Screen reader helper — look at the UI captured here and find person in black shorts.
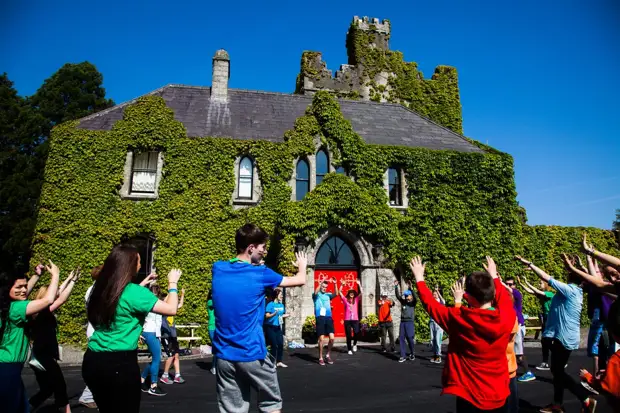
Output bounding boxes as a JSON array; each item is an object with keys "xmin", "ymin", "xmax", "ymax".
[
  {"xmin": 160, "ymin": 288, "xmax": 185, "ymax": 384},
  {"xmin": 312, "ymin": 279, "xmax": 337, "ymax": 366}
]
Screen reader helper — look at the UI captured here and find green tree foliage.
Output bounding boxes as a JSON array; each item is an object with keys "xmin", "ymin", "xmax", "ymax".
[
  {"xmin": 0, "ymin": 63, "xmax": 114, "ymax": 274},
  {"xmin": 32, "ymin": 92, "xmax": 620, "ymax": 344},
  {"xmin": 614, "ymin": 209, "xmax": 619, "ymax": 231}
]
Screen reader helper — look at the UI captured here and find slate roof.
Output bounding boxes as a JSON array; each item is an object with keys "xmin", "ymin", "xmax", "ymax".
[{"xmin": 78, "ymin": 85, "xmax": 482, "ymax": 153}]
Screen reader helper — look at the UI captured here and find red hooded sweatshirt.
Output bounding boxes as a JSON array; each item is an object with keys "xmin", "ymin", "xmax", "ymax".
[{"xmin": 416, "ymin": 278, "xmax": 516, "ymax": 410}]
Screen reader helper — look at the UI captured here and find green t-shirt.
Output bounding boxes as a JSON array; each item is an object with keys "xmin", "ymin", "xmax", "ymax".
[
  {"xmin": 207, "ymin": 299, "xmax": 215, "ymax": 331},
  {"xmin": 0, "ymin": 300, "xmax": 30, "ymax": 363},
  {"xmin": 540, "ymin": 291, "xmax": 555, "ymax": 315},
  {"xmin": 88, "ymin": 283, "xmax": 158, "ymax": 352}
]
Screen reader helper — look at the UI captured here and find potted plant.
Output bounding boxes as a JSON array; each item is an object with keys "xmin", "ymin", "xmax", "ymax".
[
  {"xmin": 302, "ymin": 315, "xmax": 317, "ymax": 344},
  {"xmin": 360, "ymin": 314, "xmax": 380, "ymax": 342}
]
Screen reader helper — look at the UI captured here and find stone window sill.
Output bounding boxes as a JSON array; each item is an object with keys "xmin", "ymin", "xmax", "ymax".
[
  {"xmin": 232, "ymin": 198, "xmax": 259, "ymax": 207},
  {"xmin": 122, "ymin": 193, "xmax": 158, "ymax": 201}
]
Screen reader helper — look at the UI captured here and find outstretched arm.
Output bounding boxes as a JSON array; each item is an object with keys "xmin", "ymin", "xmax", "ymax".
[
  {"xmin": 583, "ymin": 233, "xmax": 620, "ymax": 269},
  {"xmin": 561, "ymin": 254, "xmax": 611, "ymax": 289},
  {"xmin": 26, "ymin": 261, "xmax": 61, "ymax": 316},
  {"xmin": 520, "ymin": 276, "xmax": 546, "ymax": 297},
  {"xmin": 50, "ymin": 269, "xmax": 80, "ymax": 312},
  {"xmin": 410, "ymin": 257, "xmax": 452, "ymax": 332},
  {"xmin": 177, "ymin": 288, "xmax": 185, "ymax": 310},
  {"xmin": 27, "ymin": 264, "xmax": 44, "ymax": 296},
  {"xmin": 280, "ymin": 252, "xmax": 309, "ymax": 288},
  {"xmin": 485, "ymin": 257, "xmax": 516, "ymax": 328},
  {"xmin": 394, "ymin": 281, "xmax": 405, "ymax": 305},
  {"xmin": 515, "ymin": 256, "xmax": 552, "ymax": 283}
]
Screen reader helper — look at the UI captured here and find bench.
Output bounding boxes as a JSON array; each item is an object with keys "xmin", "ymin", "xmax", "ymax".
[
  {"xmin": 176, "ymin": 323, "xmax": 202, "ymax": 344},
  {"xmin": 523, "ymin": 315, "xmax": 542, "ymax": 338}
]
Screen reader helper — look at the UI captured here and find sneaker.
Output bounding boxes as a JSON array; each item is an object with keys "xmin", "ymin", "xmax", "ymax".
[
  {"xmin": 173, "ymin": 375, "xmax": 185, "ymax": 384},
  {"xmin": 141, "ymin": 380, "xmax": 149, "ymax": 393},
  {"xmin": 79, "ymin": 401, "xmax": 97, "ymax": 409},
  {"xmin": 325, "ymin": 355, "xmax": 334, "ymax": 365},
  {"xmin": 353, "ymin": 345, "xmax": 358, "ymax": 352},
  {"xmin": 436, "ymin": 356, "xmax": 442, "ymax": 364},
  {"xmin": 518, "ymin": 372, "xmax": 536, "ymax": 382},
  {"xmin": 348, "ymin": 350, "xmax": 353, "ymax": 355},
  {"xmin": 398, "ymin": 357, "xmax": 407, "ymax": 363},
  {"xmin": 581, "ymin": 397, "xmax": 597, "ymax": 413},
  {"xmin": 147, "ymin": 385, "xmax": 167, "ymax": 396},
  {"xmin": 318, "ymin": 358, "xmax": 326, "ymax": 366},
  {"xmin": 159, "ymin": 376, "xmax": 173, "ymax": 385},
  {"xmin": 390, "ymin": 347, "xmax": 396, "ymax": 353},
  {"xmin": 381, "ymin": 348, "xmax": 387, "ymax": 353},
  {"xmin": 210, "ymin": 367, "xmax": 216, "ymax": 375},
  {"xmin": 277, "ymin": 362, "xmax": 288, "ymax": 368},
  {"xmin": 408, "ymin": 354, "xmax": 415, "ymax": 361},
  {"xmin": 581, "ymin": 381, "xmax": 599, "ymax": 395},
  {"xmin": 540, "ymin": 404, "xmax": 565, "ymax": 413},
  {"xmin": 536, "ymin": 362, "xmax": 550, "ymax": 371}
]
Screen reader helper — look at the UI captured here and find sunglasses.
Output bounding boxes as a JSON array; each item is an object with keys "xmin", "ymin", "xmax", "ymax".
[{"xmin": 506, "ymin": 282, "xmax": 515, "ymax": 286}]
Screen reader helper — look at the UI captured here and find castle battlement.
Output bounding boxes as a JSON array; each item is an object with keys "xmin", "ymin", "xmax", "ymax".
[{"xmin": 352, "ymin": 16, "xmax": 390, "ymax": 34}]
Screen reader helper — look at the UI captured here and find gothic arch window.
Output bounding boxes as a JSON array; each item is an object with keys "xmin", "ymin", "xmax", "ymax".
[
  {"xmin": 238, "ymin": 156, "xmax": 254, "ymax": 199},
  {"xmin": 296, "ymin": 159, "xmax": 310, "ymax": 201},
  {"xmin": 388, "ymin": 167, "xmax": 402, "ymax": 206},
  {"xmin": 316, "ymin": 236, "xmax": 357, "ymax": 267},
  {"xmin": 316, "ymin": 149, "xmax": 329, "ymax": 185}
]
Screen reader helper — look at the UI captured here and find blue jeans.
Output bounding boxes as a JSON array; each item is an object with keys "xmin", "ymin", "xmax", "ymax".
[
  {"xmin": 430, "ymin": 320, "xmax": 443, "ymax": 356},
  {"xmin": 140, "ymin": 332, "xmax": 161, "ymax": 383},
  {"xmin": 209, "ymin": 328, "xmax": 217, "ymax": 369},
  {"xmin": 0, "ymin": 363, "xmax": 28, "ymax": 413},
  {"xmin": 399, "ymin": 321, "xmax": 415, "ymax": 358}
]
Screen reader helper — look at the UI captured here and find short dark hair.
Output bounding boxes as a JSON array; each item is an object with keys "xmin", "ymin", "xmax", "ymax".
[
  {"xmin": 606, "ymin": 299, "xmax": 620, "ymax": 343},
  {"xmin": 465, "ymin": 271, "xmax": 495, "ymax": 305},
  {"xmin": 235, "ymin": 224, "xmax": 269, "ymax": 253},
  {"xmin": 505, "ymin": 277, "xmax": 515, "ymax": 283}
]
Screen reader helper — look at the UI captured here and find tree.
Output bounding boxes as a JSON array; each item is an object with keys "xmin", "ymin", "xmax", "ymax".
[
  {"xmin": 0, "ymin": 63, "xmax": 114, "ymax": 274},
  {"xmin": 614, "ymin": 209, "xmax": 619, "ymax": 231},
  {"xmin": 31, "ymin": 62, "xmax": 114, "ymax": 137}
]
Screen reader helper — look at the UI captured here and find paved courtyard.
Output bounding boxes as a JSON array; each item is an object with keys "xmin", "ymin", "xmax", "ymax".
[{"xmin": 23, "ymin": 346, "xmax": 615, "ymax": 412}]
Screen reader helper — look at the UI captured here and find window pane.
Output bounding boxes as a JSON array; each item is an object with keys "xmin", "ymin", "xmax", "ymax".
[
  {"xmin": 316, "ymin": 175, "xmax": 324, "ymax": 185},
  {"xmin": 239, "ymin": 157, "xmax": 252, "ymax": 177},
  {"xmin": 147, "ymin": 152, "xmax": 158, "ymax": 170},
  {"xmin": 335, "ymin": 166, "xmax": 346, "ymax": 175},
  {"xmin": 296, "ymin": 159, "xmax": 309, "ymax": 179},
  {"xmin": 132, "ymin": 171, "xmax": 157, "ymax": 193},
  {"xmin": 388, "ymin": 168, "xmax": 399, "ymax": 185},
  {"xmin": 296, "ymin": 180, "xmax": 309, "ymax": 201},
  {"xmin": 316, "ymin": 150, "xmax": 329, "ymax": 175},
  {"xmin": 316, "ymin": 236, "xmax": 356, "ymax": 266},
  {"xmin": 389, "ymin": 184, "xmax": 401, "ymax": 206},
  {"xmin": 239, "ymin": 176, "xmax": 252, "ymax": 198},
  {"xmin": 133, "ymin": 152, "xmax": 150, "ymax": 170}
]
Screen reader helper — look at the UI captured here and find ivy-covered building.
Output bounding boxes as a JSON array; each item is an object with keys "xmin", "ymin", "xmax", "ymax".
[{"xmin": 34, "ymin": 16, "xmax": 619, "ymax": 344}]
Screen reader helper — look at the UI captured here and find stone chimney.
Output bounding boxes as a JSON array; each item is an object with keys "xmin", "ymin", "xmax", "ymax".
[{"xmin": 211, "ymin": 49, "xmax": 230, "ymax": 101}]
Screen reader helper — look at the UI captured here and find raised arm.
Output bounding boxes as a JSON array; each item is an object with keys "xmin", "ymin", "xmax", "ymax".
[
  {"xmin": 356, "ymin": 279, "xmax": 363, "ymax": 296},
  {"xmin": 394, "ymin": 281, "xmax": 405, "ymax": 305},
  {"xmin": 583, "ymin": 233, "xmax": 620, "ymax": 269},
  {"xmin": 485, "ymin": 256, "xmax": 516, "ymax": 326},
  {"xmin": 586, "ymin": 256, "xmax": 598, "ymax": 277},
  {"xmin": 26, "ymin": 264, "xmax": 44, "ymax": 296},
  {"xmin": 519, "ymin": 276, "xmax": 546, "ymax": 297},
  {"xmin": 515, "ymin": 256, "xmax": 552, "ymax": 283},
  {"xmin": 50, "ymin": 269, "xmax": 80, "ymax": 312},
  {"xmin": 561, "ymin": 253, "xmax": 611, "ymax": 289},
  {"xmin": 280, "ymin": 252, "xmax": 308, "ymax": 288},
  {"xmin": 177, "ymin": 288, "xmax": 185, "ymax": 310},
  {"xmin": 26, "ymin": 261, "xmax": 61, "ymax": 316},
  {"xmin": 152, "ymin": 269, "xmax": 182, "ymax": 316},
  {"xmin": 410, "ymin": 257, "xmax": 452, "ymax": 332}
]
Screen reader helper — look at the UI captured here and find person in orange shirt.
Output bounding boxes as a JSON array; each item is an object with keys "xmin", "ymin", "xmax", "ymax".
[
  {"xmin": 580, "ymin": 299, "xmax": 620, "ymax": 411},
  {"xmin": 377, "ymin": 292, "xmax": 395, "ymax": 353}
]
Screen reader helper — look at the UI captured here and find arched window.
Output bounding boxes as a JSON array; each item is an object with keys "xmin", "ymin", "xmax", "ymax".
[
  {"xmin": 238, "ymin": 156, "xmax": 253, "ymax": 199},
  {"xmin": 316, "ymin": 236, "xmax": 357, "ymax": 267},
  {"xmin": 296, "ymin": 159, "xmax": 310, "ymax": 201},
  {"xmin": 388, "ymin": 167, "xmax": 402, "ymax": 206},
  {"xmin": 316, "ymin": 149, "xmax": 329, "ymax": 185}
]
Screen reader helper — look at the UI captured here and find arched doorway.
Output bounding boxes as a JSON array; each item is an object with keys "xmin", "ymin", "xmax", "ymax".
[{"xmin": 314, "ymin": 235, "xmax": 359, "ymax": 338}]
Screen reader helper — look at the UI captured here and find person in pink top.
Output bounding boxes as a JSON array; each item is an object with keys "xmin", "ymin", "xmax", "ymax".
[{"xmin": 339, "ymin": 279, "xmax": 362, "ymax": 355}]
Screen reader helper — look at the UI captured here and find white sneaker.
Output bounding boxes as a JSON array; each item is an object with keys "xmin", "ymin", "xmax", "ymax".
[
  {"xmin": 353, "ymin": 345, "xmax": 358, "ymax": 352},
  {"xmin": 348, "ymin": 350, "xmax": 353, "ymax": 355}
]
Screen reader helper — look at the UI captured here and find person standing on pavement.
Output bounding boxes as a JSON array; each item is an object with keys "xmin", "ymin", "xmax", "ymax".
[
  {"xmin": 140, "ymin": 285, "xmax": 166, "ymax": 396},
  {"xmin": 340, "ymin": 279, "xmax": 362, "ymax": 355},
  {"xmin": 211, "ymin": 223, "xmax": 307, "ymax": 413},
  {"xmin": 264, "ymin": 288, "xmax": 289, "ymax": 367},
  {"xmin": 207, "ymin": 291, "xmax": 217, "ymax": 375},
  {"xmin": 79, "ymin": 265, "xmax": 102, "ymax": 409},
  {"xmin": 313, "ymin": 279, "xmax": 338, "ymax": 366},
  {"xmin": 395, "ymin": 279, "xmax": 416, "ymax": 363},
  {"xmin": 377, "ymin": 292, "xmax": 395, "ymax": 353},
  {"xmin": 430, "ymin": 286, "xmax": 445, "ymax": 363},
  {"xmin": 505, "ymin": 277, "xmax": 536, "ymax": 382},
  {"xmin": 160, "ymin": 287, "xmax": 186, "ymax": 385}
]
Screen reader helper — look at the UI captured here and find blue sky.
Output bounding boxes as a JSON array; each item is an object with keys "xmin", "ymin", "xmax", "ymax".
[{"xmin": 2, "ymin": 0, "xmax": 619, "ymax": 228}]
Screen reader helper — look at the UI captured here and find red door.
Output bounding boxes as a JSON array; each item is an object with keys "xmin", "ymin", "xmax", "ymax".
[{"xmin": 315, "ymin": 269, "xmax": 359, "ymax": 338}]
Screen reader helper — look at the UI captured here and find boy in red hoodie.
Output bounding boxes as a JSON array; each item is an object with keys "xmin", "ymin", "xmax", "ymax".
[{"xmin": 410, "ymin": 256, "xmax": 516, "ymax": 412}]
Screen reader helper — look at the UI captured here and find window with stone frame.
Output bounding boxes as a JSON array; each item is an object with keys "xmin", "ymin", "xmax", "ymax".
[
  {"xmin": 130, "ymin": 151, "xmax": 159, "ymax": 194},
  {"xmin": 238, "ymin": 156, "xmax": 254, "ymax": 199},
  {"xmin": 388, "ymin": 167, "xmax": 402, "ymax": 206},
  {"xmin": 316, "ymin": 149, "xmax": 329, "ymax": 185},
  {"xmin": 296, "ymin": 159, "xmax": 310, "ymax": 201}
]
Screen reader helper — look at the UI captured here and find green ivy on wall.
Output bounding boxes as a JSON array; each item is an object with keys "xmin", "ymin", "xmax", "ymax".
[{"xmin": 32, "ymin": 92, "xmax": 619, "ymax": 344}]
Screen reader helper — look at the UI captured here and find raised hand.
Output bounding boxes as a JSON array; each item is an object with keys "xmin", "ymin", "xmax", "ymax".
[
  {"xmin": 393, "ymin": 280, "xmax": 399, "ymax": 286},
  {"xmin": 582, "ymin": 233, "xmax": 595, "ymax": 254},
  {"xmin": 483, "ymin": 256, "xmax": 498, "ymax": 279},
  {"xmin": 35, "ymin": 264, "xmax": 44, "ymax": 276},
  {"xmin": 451, "ymin": 278, "xmax": 465, "ymax": 303},
  {"xmin": 561, "ymin": 253, "xmax": 575, "ymax": 271},
  {"xmin": 409, "ymin": 256, "xmax": 426, "ymax": 283},
  {"xmin": 167, "ymin": 269, "xmax": 182, "ymax": 284},
  {"xmin": 140, "ymin": 272, "xmax": 158, "ymax": 287},
  {"xmin": 293, "ymin": 251, "xmax": 308, "ymax": 269},
  {"xmin": 46, "ymin": 260, "xmax": 60, "ymax": 278}
]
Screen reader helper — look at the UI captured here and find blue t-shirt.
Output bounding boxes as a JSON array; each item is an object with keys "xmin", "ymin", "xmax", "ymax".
[
  {"xmin": 212, "ymin": 260, "xmax": 283, "ymax": 362},
  {"xmin": 313, "ymin": 292, "xmax": 335, "ymax": 317},
  {"xmin": 264, "ymin": 302, "xmax": 285, "ymax": 327},
  {"xmin": 542, "ymin": 278, "xmax": 583, "ymax": 351}
]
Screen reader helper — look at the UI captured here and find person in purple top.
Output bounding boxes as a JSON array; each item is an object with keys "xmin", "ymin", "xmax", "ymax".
[
  {"xmin": 339, "ymin": 279, "xmax": 362, "ymax": 355},
  {"xmin": 505, "ymin": 277, "xmax": 536, "ymax": 382}
]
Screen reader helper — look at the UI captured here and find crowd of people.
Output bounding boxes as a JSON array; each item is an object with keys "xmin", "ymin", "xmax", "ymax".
[{"xmin": 0, "ymin": 226, "xmax": 619, "ymax": 413}]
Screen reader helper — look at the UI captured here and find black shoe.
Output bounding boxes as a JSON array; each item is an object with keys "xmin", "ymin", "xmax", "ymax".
[
  {"xmin": 147, "ymin": 385, "xmax": 167, "ymax": 397},
  {"xmin": 141, "ymin": 381, "xmax": 149, "ymax": 393},
  {"xmin": 408, "ymin": 354, "xmax": 415, "ymax": 361}
]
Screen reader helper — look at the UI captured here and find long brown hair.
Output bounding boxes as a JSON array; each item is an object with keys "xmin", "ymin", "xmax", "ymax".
[{"xmin": 87, "ymin": 245, "xmax": 139, "ymax": 328}]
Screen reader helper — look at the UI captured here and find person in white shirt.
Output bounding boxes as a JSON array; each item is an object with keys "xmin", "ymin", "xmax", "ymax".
[
  {"xmin": 79, "ymin": 266, "xmax": 102, "ymax": 409},
  {"xmin": 429, "ymin": 286, "xmax": 446, "ymax": 364},
  {"xmin": 140, "ymin": 284, "xmax": 166, "ymax": 396}
]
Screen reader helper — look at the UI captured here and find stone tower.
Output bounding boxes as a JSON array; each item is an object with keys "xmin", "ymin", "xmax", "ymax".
[{"xmin": 295, "ymin": 16, "xmax": 463, "ymax": 134}]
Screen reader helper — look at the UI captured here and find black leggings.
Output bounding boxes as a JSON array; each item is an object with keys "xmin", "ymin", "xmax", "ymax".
[
  {"xmin": 82, "ymin": 349, "xmax": 141, "ymax": 413},
  {"xmin": 550, "ymin": 339, "xmax": 589, "ymax": 405},
  {"xmin": 456, "ymin": 397, "xmax": 506, "ymax": 413},
  {"xmin": 0, "ymin": 362, "xmax": 27, "ymax": 413},
  {"xmin": 344, "ymin": 320, "xmax": 360, "ymax": 351},
  {"xmin": 264, "ymin": 325, "xmax": 284, "ymax": 362},
  {"xmin": 29, "ymin": 355, "xmax": 69, "ymax": 409},
  {"xmin": 542, "ymin": 337, "xmax": 552, "ymax": 364}
]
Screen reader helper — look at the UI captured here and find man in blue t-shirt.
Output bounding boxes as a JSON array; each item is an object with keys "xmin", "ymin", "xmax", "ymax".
[
  {"xmin": 212, "ymin": 224, "xmax": 308, "ymax": 413},
  {"xmin": 312, "ymin": 279, "xmax": 337, "ymax": 366}
]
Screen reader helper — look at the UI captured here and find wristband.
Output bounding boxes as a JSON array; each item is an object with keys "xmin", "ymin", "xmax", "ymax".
[{"xmin": 168, "ymin": 288, "xmax": 178, "ymax": 294}]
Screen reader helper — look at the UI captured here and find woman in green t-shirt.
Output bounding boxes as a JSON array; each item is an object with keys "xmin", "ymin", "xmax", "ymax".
[
  {"xmin": 518, "ymin": 275, "xmax": 555, "ymax": 370},
  {"xmin": 0, "ymin": 261, "xmax": 61, "ymax": 413},
  {"xmin": 82, "ymin": 244, "xmax": 182, "ymax": 413},
  {"xmin": 207, "ymin": 291, "xmax": 216, "ymax": 375}
]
